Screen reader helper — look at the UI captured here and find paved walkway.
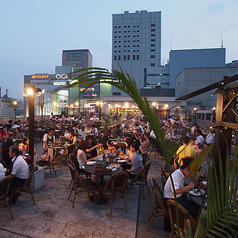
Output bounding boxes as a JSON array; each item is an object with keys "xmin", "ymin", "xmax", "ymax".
[{"xmin": 0, "ymin": 144, "xmax": 170, "ymax": 238}]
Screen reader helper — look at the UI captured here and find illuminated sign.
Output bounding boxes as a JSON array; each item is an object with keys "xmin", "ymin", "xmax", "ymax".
[
  {"xmin": 53, "ymin": 82, "xmax": 67, "ymax": 86},
  {"xmin": 32, "ymin": 75, "xmax": 49, "ymax": 79},
  {"xmin": 56, "ymin": 74, "xmax": 68, "ymax": 79},
  {"xmin": 82, "ymin": 93, "xmax": 97, "ymax": 97}
]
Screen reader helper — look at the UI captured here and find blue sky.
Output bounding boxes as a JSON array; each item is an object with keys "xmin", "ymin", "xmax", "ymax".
[{"xmin": 0, "ymin": 0, "xmax": 237, "ymax": 99}]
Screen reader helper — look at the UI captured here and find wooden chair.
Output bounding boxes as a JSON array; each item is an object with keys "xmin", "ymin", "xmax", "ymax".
[
  {"xmin": 10, "ymin": 165, "xmax": 37, "ymax": 207},
  {"xmin": 167, "ymin": 199, "xmax": 196, "ymax": 238},
  {"xmin": 0, "ymin": 176, "xmax": 14, "ymax": 220},
  {"xmin": 100, "ymin": 171, "xmax": 129, "ymax": 216},
  {"xmin": 41, "ymin": 139, "xmax": 46, "ymax": 155},
  {"xmin": 141, "ymin": 152, "xmax": 150, "ymax": 166},
  {"xmin": 159, "ymin": 167, "xmax": 168, "ymax": 189},
  {"xmin": 37, "ymin": 152, "xmax": 57, "ymax": 177},
  {"xmin": 147, "ymin": 178, "xmax": 168, "ymax": 231},
  {"xmin": 68, "ymin": 164, "xmax": 96, "ymax": 208},
  {"xmin": 60, "ymin": 144, "xmax": 75, "ymax": 169},
  {"xmin": 130, "ymin": 161, "xmax": 152, "ymax": 200}
]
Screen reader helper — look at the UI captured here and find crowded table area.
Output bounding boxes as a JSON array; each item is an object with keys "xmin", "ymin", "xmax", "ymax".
[{"xmin": 0, "ymin": 112, "xmax": 236, "ymax": 237}]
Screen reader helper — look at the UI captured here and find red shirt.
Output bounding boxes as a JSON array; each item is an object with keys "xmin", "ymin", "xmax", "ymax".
[{"xmin": 0, "ymin": 131, "xmax": 9, "ymax": 137}]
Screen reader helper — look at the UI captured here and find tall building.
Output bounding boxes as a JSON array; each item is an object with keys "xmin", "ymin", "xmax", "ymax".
[
  {"xmin": 112, "ymin": 10, "xmax": 161, "ymax": 96},
  {"xmin": 62, "ymin": 49, "xmax": 99, "ymax": 114}
]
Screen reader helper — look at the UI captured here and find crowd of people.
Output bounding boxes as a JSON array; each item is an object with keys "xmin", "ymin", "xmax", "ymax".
[{"xmin": 0, "ymin": 114, "xmax": 214, "ymax": 212}]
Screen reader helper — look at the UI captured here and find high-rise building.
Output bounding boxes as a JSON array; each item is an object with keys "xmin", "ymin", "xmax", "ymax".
[
  {"xmin": 112, "ymin": 10, "xmax": 161, "ymax": 96},
  {"xmin": 62, "ymin": 49, "xmax": 99, "ymax": 114},
  {"xmin": 62, "ymin": 49, "xmax": 92, "ymax": 71}
]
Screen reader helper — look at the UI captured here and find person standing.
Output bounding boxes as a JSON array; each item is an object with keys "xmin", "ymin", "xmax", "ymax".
[{"xmin": 42, "ymin": 128, "xmax": 55, "ymax": 152}]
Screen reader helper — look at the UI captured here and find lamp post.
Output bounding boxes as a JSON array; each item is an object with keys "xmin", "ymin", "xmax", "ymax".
[
  {"xmin": 212, "ymin": 106, "xmax": 216, "ymax": 123},
  {"xmin": 193, "ymin": 107, "xmax": 197, "ymax": 120},
  {"xmin": 40, "ymin": 89, "xmax": 45, "ymax": 121},
  {"xmin": 13, "ymin": 100, "xmax": 17, "ymax": 121},
  {"xmin": 23, "ymin": 86, "xmax": 43, "ymax": 162}
]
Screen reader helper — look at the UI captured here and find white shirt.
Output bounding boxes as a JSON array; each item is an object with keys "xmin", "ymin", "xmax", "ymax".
[
  {"xmin": 0, "ymin": 163, "xmax": 6, "ymax": 180},
  {"xmin": 195, "ymin": 135, "xmax": 204, "ymax": 145},
  {"xmin": 12, "ymin": 124, "xmax": 20, "ymax": 129},
  {"xmin": 77, "ymin": 149, "xmax": 87, "ymax": 169},
  {"xmin": 164, "ymin": 169, "xmax": 185, "ymax": 199},
  {"xmin": 11, "ymin": 156, "xmax": 29, "ymax": 179},
  {"xmin": 79, "ymin": 129, "xmax": 86, "ymax": 140},
  {"xmin": 43, "ymin": 134, "xmax": 56, "ymax": 145},
  {"xmin": 150, "ymin": 130, "xmax": 156, "ymax": 139},
  {"xmin": 206, "ymin": 133, "xmax": 215, "ymax": 144}
]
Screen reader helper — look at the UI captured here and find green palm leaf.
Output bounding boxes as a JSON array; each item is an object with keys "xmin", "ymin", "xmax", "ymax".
[{"xmin": 65, "ymin": 67, "xmax": 238, "ymax": 238}]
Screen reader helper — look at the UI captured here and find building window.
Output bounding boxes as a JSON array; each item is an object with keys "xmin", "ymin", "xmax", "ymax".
[
  {"xmin": 137, "ymin": 45, "xmax": 139, "ymax": 47},
  {"xmin": 128, "ymin": 50, "xmax": 130, "ymax": 52},
  {"xmin": 151, "ymin": 24, "xmax": 155, "ymax": 26},
  {"xmin": 151, "ymin": 34, "xmax": 155, "ymax": 37},
  {"xmin": 137, "ymin": 30, "xmax": 140, "ymax": 32},
  {"xmin": 114, "ymin": 41, "xmax": 117, "ymax": 43},
  {"xmin": 118, "ymin": 41, "xmax": 121, "ymax": 43},
  {"xmin": 115, "ymin": 46, "xmax": 117, "ymax": 48},
  {"xmin": 115, "ymin": 26, "xmax": 117, "ymax": 28},
  {"xmin": 151, "ymin": 63, "xmax": 155, "ymax": 66},
  {"xmin": 113, "ymin": 92, "xmax": 121, "ymax": 96},
  {"xmin": 124, "ymin": 31, "xmax": 126, "ymax": 33},
  {"xmin": 137, "ymin": 55, "xmax": 139, "ymax": 60},
  {"xmin": 124, "ymin": 36, "xmax": 127, "ymax": 38},
  {"xmin": 137, "ymin": 40, "xmax": 139, "ymax": 42},
  {"xmin": 128, "ymin": 55, "xmax": 130, "ymax": 60},
  {"xmin": 151, "ymin": 49, "xmax": 155, "ymax": 52},
  {"xmin": 124, "ymin": 40, "xmax": 127, "ymax": 43},
  {"xmin": 151, "ymin": 55, "xmax": 155, "ymax": 58},
  {"xmin": 124, "ymin": 55, "xmax": 126, "ymax": 60},
  {"xmin": 133, "ymin": 45, "xmax": 135, "ymax": 47},
  {"xmin": 137, "ymin": 35, "xmax": 139, "ymax": 37},
  {"xmin": 133, "ymin": 55, "xmax": 135, "ymax": 60},
  {"xmin": 151, "ymin": 44, "xmax": 155, "ymax": 47},
  {"xmin": 128, "ymin": 40, "xmax": 130, "ymax": 42},
  {"xmin": 118, "ymin": 26, "xmax": 121, "ymax": 28},
  {"xmin": 137, "ymin": 50, "xmax": 139, "ymax": 52},
  {"xmin": 124, "ymin": 45, "xmax": 127, "ymax": 47},
  {"xmin": 151, "ymin": 29, "xmax": 155, "ymax": 32},
  {"xmin": 124, "ymin": 26, "xmax": 126, "ymax": 28},
  {"xmin": 128, "ymin": 45, "xmax": 130, "ymax": 47},
  {"xmin": 128, "ymin": 26, "xmax": 130, "ymax": 28},
  {"xmin": 118, "ymin": 36, "xmax": 121, "ymax": 38},
  {"xmin": 137, "ymin": 25, "xmax": 140, "ymax": 27},
  {"xmin": 114, "ymin": 55, "xmax": 117, "ymax": 60},
  {"xmin": 118, "ymin": 31, "xmax": 121, "ymax": 33},
  {"xmin": 151, "ymin": 39, "xmax": 155, "ymax": 42},
  {"xmin": 114, "ymin": 51, "xmax": 117, "ymax": 53},
  {"xmin": 115, "ymin": 36, "xmax": 117, "ymax": 38},
  {"xmin": 115, "ymin": 31, "xmax": 117, "ymax": 33},
  {"xmin": 118, "ymin": 55, "xmax": 121, "ymax": 60}
]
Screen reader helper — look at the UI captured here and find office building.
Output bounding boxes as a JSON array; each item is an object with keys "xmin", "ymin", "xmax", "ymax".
[
  {"xmin": 62, "ymin": 49, "xmax": 100, "ymax": 113},
  {"xmin": 112, "ymin": 10, "xmax": 161, "ymax": 96},
  {"xmin": 169, "ymin": 48, "xmax": 226, "ymax": 88},
  {"xmin": 175, "ymin": 67, "xmax": 238, "ymax": 110},
  {"xmin": 24, "ymin": 66, "xmax": 72, "ymax": 116}
]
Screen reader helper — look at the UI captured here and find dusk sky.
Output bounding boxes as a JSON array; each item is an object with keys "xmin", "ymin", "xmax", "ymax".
[{"xmin": 0, "ymin": 0, "xmax": 237, "ymax": 100}]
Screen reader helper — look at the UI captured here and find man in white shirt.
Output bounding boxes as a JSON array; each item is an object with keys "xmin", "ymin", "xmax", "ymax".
[
  {"xmin": 206, "ymin": 130, "xmax": 215, "ymax": 145},
  {"xmin": 164, "ymin": 157, "xmax": 200, "ymax": 220},
  {"xmin": 42, "ymin": 128, "xmax": 56, "ymax": 152},
  {"xmin": 195, "ymin": 129, "xmax": 204, "ymax": 147},
  {"xmin": 9, "ymin": 145, "xmax": 29, "ymax": 204}
]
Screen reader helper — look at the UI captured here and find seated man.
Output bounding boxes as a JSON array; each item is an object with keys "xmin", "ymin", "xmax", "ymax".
[
  {"xmin": 164, "ymin": 157, "xmax": 200, "ymax": 220},
  {"xmin": 9, "ymin": 145, "xmax": 30, "ymax": 204},
  {"xmin": 125, "ymin": 143, "xmax": 143, "ymax": 178},
  {"xmin": 174, "ymin": 136, "xmax": 195, "ymax": 169},
  {"xmin": 42, "ymin": 128, "xmax": 55, "ymax": 152}
]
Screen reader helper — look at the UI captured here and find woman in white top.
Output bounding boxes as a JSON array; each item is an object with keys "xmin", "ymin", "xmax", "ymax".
[{"xmin": 77, "ymin": 140, "xmax": 97, "ymax": 169}]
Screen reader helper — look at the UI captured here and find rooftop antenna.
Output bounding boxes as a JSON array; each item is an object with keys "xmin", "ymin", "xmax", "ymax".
[
  {"xmin": 170, "ymin": 34, "xmax": 172, "ymax": 51},
  {"xmin": 221, "ymin": 31, "xmax": 223, "ymax": 48}
]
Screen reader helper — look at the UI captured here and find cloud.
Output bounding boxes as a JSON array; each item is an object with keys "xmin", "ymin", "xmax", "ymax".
[{"xmin": 206, "ymin": 4, "xmax": 225, "ymax": 16}]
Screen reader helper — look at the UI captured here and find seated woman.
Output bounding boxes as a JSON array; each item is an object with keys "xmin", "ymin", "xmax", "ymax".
[
  {"xmin": 125, "ymin": 143, "xmax": 143, "ymax": 178},
  {"xmin": 101, "ymin": 129, "xmax": 116, "ymax": 153},
  {"xmin": 1, "ymin": 138, "xmax": 14, "ymax": 170},
  {"xmin": 76, "ymin": 140, "xmax": 100, "ymax": 183},
  {"xmin": 60, "ymin": 129, "xmax": 77, "ymax": 145},
  {"xmin": 85, "ymin": 135, "xmax": 102, "ymax": 158},
  {"xmin": 15, "ymin": 127, "xmax": 25, "ymax": 144},
  {"xmin": 139, "ymin": 133, "xmax": 150, "ymax": 153},
  {"xmin": 76, "ymin": 140, "xmax": 98, "ymax": 170},
  {"xmin": 0, "ymin": 125, "xmax": 9, "ymax": 138}
]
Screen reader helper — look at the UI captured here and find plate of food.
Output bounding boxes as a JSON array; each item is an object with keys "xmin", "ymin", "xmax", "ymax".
[{"xmin": 189, "ymin": 190, "xmax": 201, "ymax": 196}]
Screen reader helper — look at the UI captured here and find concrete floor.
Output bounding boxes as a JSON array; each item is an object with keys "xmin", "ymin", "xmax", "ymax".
[{"xmin": 0, "ymin": 144, "xmax": 170, "ymax": 238}]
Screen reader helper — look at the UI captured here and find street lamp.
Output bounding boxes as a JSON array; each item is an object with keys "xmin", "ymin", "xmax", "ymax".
[
  {"xmin": 23, "ymin": 86, "xmax": 43, "ymax": 162},
  {"xmin": 96, "ymin": 101, "xmax": 103, "ymax": 120},
  {"xmin": 13, "ymin": 100, "xmax": 17, "ymax": 121},
  {"xmin": 193, "ymin": 107, "xmax": 197, "ymax": 120}
]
